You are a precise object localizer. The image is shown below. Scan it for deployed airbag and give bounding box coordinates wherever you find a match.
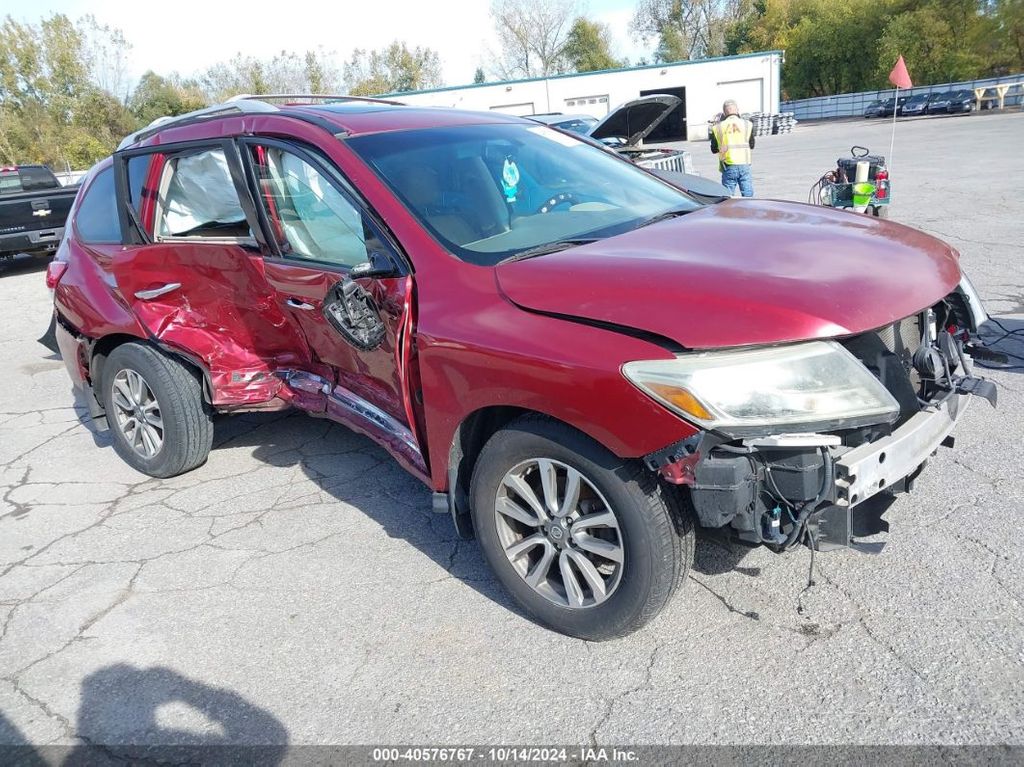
[160,150,246,236]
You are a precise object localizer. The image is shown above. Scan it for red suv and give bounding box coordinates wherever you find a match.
[50,95,994,639]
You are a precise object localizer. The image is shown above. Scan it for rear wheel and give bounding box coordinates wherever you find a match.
[101,343,213,478]
[470,416,693,640]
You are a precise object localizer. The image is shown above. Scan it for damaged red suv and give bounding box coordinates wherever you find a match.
[50,96,994,639]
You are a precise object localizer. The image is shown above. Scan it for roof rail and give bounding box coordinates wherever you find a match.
[116,99,279,150]
[116,93,406,151]
[226,93,405,106]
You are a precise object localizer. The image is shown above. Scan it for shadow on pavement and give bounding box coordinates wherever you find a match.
[236,411,746,623]
[238,412,524,621]
[61,664,288,766]
[692,529,759,577]
[0,710,46,767]
[0,254,50,279]
[1,665,287,764]
[977,316,1024,377]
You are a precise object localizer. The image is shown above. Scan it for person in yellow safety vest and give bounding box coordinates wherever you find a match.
[710,100,755,197]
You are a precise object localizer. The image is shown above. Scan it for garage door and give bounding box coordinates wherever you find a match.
[716,79,764,113]
[489,102,536,116]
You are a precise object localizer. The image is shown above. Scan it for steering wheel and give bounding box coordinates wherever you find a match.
[535,192,581,214]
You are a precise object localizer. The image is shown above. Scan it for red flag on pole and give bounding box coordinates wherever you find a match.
[889,56,913,89]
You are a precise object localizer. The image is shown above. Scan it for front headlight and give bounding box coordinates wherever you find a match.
[622,341,900,434]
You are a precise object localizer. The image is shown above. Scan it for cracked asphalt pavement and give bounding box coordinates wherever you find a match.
[0,113,1023,751]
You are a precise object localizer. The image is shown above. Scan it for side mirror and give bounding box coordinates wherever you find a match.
[349,251,397,280]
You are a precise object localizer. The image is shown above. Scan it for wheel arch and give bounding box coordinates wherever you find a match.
[90,334,213,405]
[445,405,609,537]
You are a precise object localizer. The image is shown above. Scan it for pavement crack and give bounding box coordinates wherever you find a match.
[690,576,761,621]
[0,423,83,471]
[9,676,76,741]
[588,645,659,749]
[6,563,143,680]
[0,466,32,520]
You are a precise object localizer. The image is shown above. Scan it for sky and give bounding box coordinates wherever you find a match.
[6,0,652,90]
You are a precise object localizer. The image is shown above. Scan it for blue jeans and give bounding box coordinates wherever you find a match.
[721,164,754,197]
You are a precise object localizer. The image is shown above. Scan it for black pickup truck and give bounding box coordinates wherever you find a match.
[0,165,79,263]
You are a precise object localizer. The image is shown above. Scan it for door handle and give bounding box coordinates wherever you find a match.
[134,283,181,300]
[286,297,315,311]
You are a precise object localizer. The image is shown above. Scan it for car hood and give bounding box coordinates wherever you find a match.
[649,170,731,201]
[495,199,962,350]
[588,94,681,146]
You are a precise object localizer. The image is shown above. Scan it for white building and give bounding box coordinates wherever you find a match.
[393,51,783,142]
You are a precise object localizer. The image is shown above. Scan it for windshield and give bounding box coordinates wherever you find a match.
[907,94,928,103]
[347,123,697,266]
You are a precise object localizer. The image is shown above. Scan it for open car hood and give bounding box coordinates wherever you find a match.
[588,94,681,147]
[495,199,962,350]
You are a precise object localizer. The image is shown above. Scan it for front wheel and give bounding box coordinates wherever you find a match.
[101,343,213,478]
[470,416,693,640]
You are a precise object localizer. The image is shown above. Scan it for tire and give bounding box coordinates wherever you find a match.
[101,342,213,478]
[470,415,693,640]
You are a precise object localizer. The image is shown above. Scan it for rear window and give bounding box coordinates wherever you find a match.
[74,168,121,244]
[19,166,57,191]
[0,170,22,194]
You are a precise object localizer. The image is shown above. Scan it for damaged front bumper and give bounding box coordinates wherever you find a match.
[834,391,967,509]
[661,377,993,553]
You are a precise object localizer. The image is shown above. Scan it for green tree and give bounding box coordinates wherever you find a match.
[130,71,206,125]
[474,66,486,83]
[877,4,985,86]
[994,0,1024,70]
[344,41,443,95]
[563,18,621,71]
[633,0,756,60]
[654,25,688,62]
[783,0,894,97]
[0,13,134,168]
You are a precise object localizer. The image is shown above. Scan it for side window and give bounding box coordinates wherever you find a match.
[75,168,121,244]
[133,148,249,241]
[248,144,370,268]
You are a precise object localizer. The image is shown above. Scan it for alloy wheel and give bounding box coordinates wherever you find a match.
[494,458,624,609]
[110,368,164,459]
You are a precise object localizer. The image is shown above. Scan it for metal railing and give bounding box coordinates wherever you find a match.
[781,73,1024,120]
